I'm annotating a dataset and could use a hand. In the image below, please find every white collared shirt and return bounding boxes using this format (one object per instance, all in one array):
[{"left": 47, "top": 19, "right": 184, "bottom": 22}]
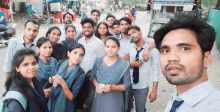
[
  {"left": 118, "top": 34, "right": 132, "bottom": 57},
  {"left": 78, "top": 35, "right": 105, "bottom": 73},
  {"left": 3, "top": 37, "right": 37, "bottom": 72},
  {"left": 129, "top": 42, "right": 160, "bottom": 89},
  {"left": 164, "top": 80, "right": 220, "bottom": 112}
]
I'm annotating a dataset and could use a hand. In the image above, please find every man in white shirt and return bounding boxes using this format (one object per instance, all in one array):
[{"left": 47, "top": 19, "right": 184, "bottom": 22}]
[
  {"left": 78, "top": 18, "right": 105, "bottom": 73},
  {"left": 118, "top": 17, "right": 156, "bottom": 62},
  {"left": 153, "top": 15, "right": 220, "bottom": 112},
  {"left": 3, "top": 20, "right": 39, "bottom": 78},
  {"left": 127, "top": 25, "right": 159, "bottom": 112}
]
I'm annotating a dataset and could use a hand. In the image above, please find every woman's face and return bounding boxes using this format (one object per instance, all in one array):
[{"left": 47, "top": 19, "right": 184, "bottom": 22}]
[
  {"left": 37, "top": 41, "right": 53, "bottom": 58},
  {"left": 47, "top": 29, "right": 61, "bottom": 43},
  {"left": 16, "top": 55, "right": 39, "bottom": 81},
  {"left": 66, "top": 27, "right": 76, "bottom": 40},
  {"left": 105, "top": 39, "right": 120, "bottom": 57},
  {"left": 98, "top": 24, "right": 108, "bottom": 35},
  {"left": 68, "top": 48, "right": 84, "bottom": 65}
]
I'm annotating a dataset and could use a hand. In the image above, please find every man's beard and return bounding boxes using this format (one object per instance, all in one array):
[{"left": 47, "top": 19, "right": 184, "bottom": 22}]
[
  {"left": 163, "top": 62, "right": 204, "bottom": 85},
  {"left": 65, "top": 20, "right": 72, "bottom": 24},
  {"left": 85, "top": 32, "right": 94, "bottom": 37}
]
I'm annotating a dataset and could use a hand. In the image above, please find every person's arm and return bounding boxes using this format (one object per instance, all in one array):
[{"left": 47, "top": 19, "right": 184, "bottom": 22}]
[
  {"left": 54, "top": 75, "right": 73, "bottom": 100},
  {"left": 103, "top": 67, "right": 131, "bottom": 92},
  {"left": 148, "top": 49, "right": 160, "bottom": 103},
  {"left": 6, "top": 99, "right": 25, "bottom": 112},
  {"left": 0, "top": 16, "right": 4, "bottom": 22},
  {"left": 142, "top": 38, "right": 156, "bottom": 62},
  {"left": 4, "top": 40, "right": 16, "bottom": 78}
]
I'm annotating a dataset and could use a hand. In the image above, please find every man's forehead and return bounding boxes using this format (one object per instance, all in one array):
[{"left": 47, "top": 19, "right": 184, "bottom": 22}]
[
  {"left": 107, "top": 17, "right": 115, "bottom": 20},
  {"left": 83, "top": 22, "right": 92, "bottom": 26},
  {"left": 120, "top": 20, "right": 128, "bottom": 24},
  {"left": 92, "top": 12, "right": 99, "bottom": 15},
  {"left": 161, "top": 29, "right": 197, "bottom": 47}
]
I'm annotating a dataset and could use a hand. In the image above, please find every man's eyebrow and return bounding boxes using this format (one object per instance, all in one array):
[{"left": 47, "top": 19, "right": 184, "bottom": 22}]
[
  {"left": 160, "top": 45, "right": 169, "bottom": 49},
  {"left": 177, "top": 43, "right": 195, "bottom": 47}
]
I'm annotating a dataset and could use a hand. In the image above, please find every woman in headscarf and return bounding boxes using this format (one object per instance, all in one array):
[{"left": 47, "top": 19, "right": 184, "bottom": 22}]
[
  {"left": 4, "top": 48, "right": 49, "bottom": 112},
  {"left": 90, "top": 36, "right": 131, "bottom": 112},
  {"left": 62, "top": 24, "right": 77, "bottom": 50},
  {"left": 94, "top": 22, "right": 112, "bottom": 42},
  {"left": 48, "top": 44, "right": 85, "bottom": 112},
  {"left": 36, "top": 37, "right": 57, "bottom": 99},
  {"left": 46, "top": 26, "right": 67, "bottom": 61}
]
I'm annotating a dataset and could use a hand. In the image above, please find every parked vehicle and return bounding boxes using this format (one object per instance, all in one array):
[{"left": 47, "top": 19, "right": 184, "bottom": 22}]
[{"left": 0, "top": 23, "right": 17, "bottom": 46}]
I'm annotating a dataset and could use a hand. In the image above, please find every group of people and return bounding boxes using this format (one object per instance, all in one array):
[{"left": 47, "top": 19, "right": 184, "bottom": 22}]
[{"left": 2, "top": 8, "right": 220, "bottom": 112}]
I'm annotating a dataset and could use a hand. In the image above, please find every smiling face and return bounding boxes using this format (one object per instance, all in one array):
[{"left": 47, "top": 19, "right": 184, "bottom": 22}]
[
  {"left": 47, "top": 29, "right": 61, "bottom": 44},
  {"left": 127, "top": 28, "right": 142, "bottom": 43},
  {"left": 105, "top": 39, "right": 120, "bottom": 57},
  {"left": 16, "top": 55, "right": 39, "bottom": 81},
  {"left": 82, "top": 23, "right": 94, "bottom": 38},
  {"left": 66, "top": 26, "right": 76, "bottom": 40},
  {"left": 160, "top": 29, "right": 210, "bottom": 85},
  {"left": 37, "top": 41, "right": 53, "bottom": 58},
  {"left": 68, "top": 48, "right": 85, "bottom": 65},
  {"left": 64, "top": 14, "right": 73, "bottom": 24},
  {"left": 98, "top": 24, "right": 108, "bottom": 35}
]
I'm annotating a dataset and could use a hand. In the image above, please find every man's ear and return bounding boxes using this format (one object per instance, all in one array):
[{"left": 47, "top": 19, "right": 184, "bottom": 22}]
[{"left": 204, "top": 51, "right": 212, "bottom": 68}]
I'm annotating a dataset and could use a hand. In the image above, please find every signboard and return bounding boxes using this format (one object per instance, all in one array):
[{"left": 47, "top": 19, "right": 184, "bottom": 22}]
[
  {"left": 50, "top": 2, "right": 61, "bottom": 11},
  {"left": 154, "top": 4, "right": 162, "bottom": 10},
  {"left": 183, "top": 5, "right": 193, "bottom": 11},
  {"left": 31, "top": 0, "right": 43, "bottom": 15}
]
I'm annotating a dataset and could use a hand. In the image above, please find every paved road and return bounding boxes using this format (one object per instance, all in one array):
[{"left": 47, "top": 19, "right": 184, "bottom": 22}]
[{"left": 0, "top": 11, "right": 219, "bottom": 112}]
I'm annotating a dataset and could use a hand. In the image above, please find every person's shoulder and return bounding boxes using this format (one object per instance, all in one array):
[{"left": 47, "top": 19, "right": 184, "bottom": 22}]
[
  {"left": 119, "top": 58, "right": 129, "bottom": 67},
  {"left": 78, "top": 37, "right": 85, "bottom": 42},
  {"left": 8, "top": 37, "right": 21, "bottom": 47}
]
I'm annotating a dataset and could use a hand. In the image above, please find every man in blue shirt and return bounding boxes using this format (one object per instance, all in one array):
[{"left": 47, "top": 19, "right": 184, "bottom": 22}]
[
  {"left": 0, "top": 10, "right": 7, "bottom": 26},
  {"left": 127, "top": 25, "right": 159, "bottom": 112},
  {"left": 154, "top": 15, "right": 220, "bottom": 111},
  {"left": 3, "top": 20, "right": 39, "bottom": 78}
]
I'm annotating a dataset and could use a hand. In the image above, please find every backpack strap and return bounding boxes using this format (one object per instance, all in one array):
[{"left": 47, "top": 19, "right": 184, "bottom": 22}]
[
  {"left": 72, "top": 68, "right": 84, "bottom": 85},
  {"left": 57, "top": 59, "right": 67, "bottom": 70},
  {"left": 1, "top": 91, "right": 27, "bottom": 111}
]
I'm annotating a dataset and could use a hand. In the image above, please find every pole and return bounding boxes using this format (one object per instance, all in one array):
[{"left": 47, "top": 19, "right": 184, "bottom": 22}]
[{"left": 9, "top": 1, "right": 14, "bottom": 23}]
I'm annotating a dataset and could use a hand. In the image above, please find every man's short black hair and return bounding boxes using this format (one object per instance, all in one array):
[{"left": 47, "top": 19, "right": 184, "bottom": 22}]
[
  {"left": 91, "top": 9, "right": 101, "bottom": 17},
  {"left": 106, "top": 14, "right": 116, "bottom": 20},
  {"left": 119, "top": 17, "right": 132, "bottom": 25},
  {"left": 112, "top": 20, "right": 120, "bottom": 26},
  {"left": 153, "top": 15, "right": 216, "bottom": 55},
  {"left": 80, "top": 18, "right": 95, "bottom": 28},
  {"left": 63, "top": 12, "right": 73, "bottom": 20},
  {"left": 24, "top": 20, "right": 40, "bottom": 29},
  {"left": 126, "top": 25, "right": 141, "bottom": 34}
]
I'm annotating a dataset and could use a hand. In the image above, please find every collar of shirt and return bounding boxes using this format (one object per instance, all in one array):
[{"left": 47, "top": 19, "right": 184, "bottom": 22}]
[
  {"left": 82, "top": 34, "right": 96, "bottom": 43},
  {"left": 118, "top": 34, "right": 130, "bottom": 40},
  {"left": 131, "top": 41, "right": 149, "bottom": 50},
  {"left": 20, "top": 36, "right": 37, "bottom": 47},
  {"left": 171, "top": 80, "right": 215, "bottom": 107}
]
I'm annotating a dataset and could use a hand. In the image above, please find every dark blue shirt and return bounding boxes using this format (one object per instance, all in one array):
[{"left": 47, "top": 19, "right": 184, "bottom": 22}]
[{"left": 62, "top": 38, "right": 77, "bottom": 51}]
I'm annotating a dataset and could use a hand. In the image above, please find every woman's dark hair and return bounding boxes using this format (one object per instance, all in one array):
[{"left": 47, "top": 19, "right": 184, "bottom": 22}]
[
  {"left": 46, "top": 26, "right": 61, "bottom": 37},
  {"left": 104, "top": 36, "right": 120, "bottom": 47},
  {"left": 80, "top": 18, "right": 95, "bottom": 28},
  {"left": 37, "top": 37, "right": 52, "bottom": 48},
  {"left": 119, "top": 17, "right": 132, "bottom": 25},
  {"left": 94, "top": 22, "right": 112, "bottom": 40},
  {"left": 4, "top": 48, "right": 39, "bottom": 100},
  {"left": 65, "top": 24, "right": 76, "bottom": 34},
  {"left": 153, "top": 15, "right": 216, "bottom": 58},
  {"left": 68, "top": 43, "right": 85, "bottom": 56},
  {"left": 63, "top": 12, "right": 73, "bottom": 20}
]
